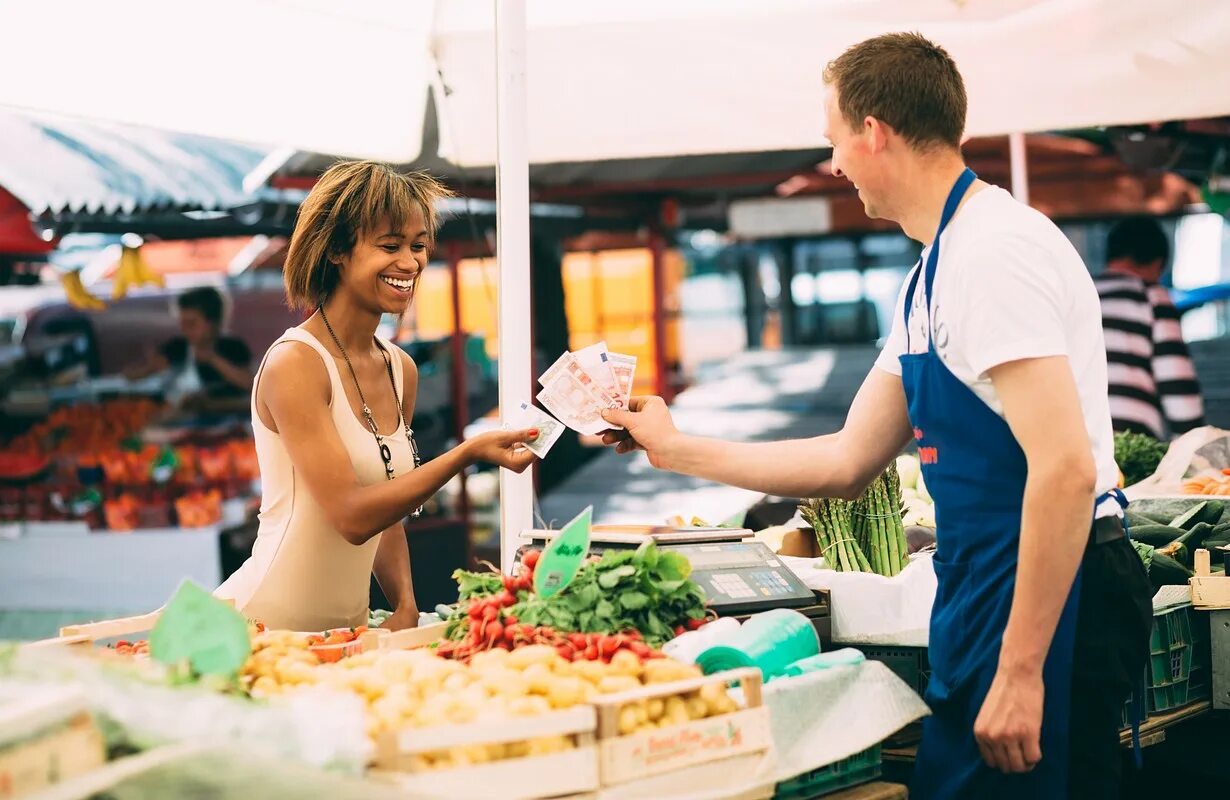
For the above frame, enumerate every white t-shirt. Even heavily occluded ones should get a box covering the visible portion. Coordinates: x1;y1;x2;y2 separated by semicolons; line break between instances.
874;185;1121;517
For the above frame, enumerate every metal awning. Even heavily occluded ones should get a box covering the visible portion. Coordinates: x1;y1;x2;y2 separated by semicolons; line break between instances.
0;106;270;219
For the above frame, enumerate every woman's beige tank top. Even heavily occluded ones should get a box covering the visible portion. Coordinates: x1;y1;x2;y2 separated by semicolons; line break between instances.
215;327;414;631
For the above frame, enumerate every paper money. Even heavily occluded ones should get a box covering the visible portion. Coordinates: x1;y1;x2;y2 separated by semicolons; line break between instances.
504;401;565;458
536;383;611;436
606;352;637;405
534;346;639;436
572;341;622;407
540;352;623;414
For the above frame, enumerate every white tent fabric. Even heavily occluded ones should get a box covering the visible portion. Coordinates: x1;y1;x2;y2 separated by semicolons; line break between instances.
433;0;1230;165
1;0;1227;165
0;0;435;163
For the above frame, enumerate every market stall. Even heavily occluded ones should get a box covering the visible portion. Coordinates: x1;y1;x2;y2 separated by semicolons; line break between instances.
4;533;928;800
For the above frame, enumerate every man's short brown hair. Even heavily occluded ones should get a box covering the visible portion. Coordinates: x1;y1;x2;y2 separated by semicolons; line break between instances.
283;161;453;311
823;32;966;150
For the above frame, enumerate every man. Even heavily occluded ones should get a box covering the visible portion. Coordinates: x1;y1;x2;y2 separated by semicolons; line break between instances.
1095;216;1204;439
127;286;253;411
602;33;1151;799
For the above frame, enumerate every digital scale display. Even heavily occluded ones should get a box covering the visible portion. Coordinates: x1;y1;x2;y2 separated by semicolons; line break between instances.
664;541;816;615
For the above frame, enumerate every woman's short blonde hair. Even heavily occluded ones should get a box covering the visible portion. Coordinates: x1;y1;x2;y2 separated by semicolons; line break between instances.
283;160;453;311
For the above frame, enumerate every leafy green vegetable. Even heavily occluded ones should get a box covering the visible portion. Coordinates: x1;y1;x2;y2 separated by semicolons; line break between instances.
462;541;712;646
453;569;504;600
1114;431;1168;487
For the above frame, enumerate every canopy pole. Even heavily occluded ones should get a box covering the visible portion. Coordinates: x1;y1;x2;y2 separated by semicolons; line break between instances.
495;0;533;572
1009;132;1030;205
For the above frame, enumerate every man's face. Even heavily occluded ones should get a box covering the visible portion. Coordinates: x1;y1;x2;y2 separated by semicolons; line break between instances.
824;89;885;219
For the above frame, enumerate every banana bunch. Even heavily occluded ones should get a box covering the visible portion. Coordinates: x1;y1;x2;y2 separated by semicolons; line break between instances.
60;270;106;310
112;244;163;299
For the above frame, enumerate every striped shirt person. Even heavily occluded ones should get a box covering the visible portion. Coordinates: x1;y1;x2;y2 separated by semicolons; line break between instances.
1095;217;1204;439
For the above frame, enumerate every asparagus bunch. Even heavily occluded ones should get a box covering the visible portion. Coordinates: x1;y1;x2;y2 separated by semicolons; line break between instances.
800;465;911;577
854;466;910;577
799;497;871;572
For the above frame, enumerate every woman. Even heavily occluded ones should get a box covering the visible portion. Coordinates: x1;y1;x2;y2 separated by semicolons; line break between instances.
216;161;537;632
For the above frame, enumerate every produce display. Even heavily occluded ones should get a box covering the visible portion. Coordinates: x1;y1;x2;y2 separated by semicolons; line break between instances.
237;625;732;767
1126;499;1228;585
1;399;162;460
1184;470;1230;496
1113;430;1169;487
800;465;911;576
443;541;710;655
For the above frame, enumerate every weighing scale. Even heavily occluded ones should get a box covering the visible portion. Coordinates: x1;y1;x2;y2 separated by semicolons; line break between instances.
521;525;820;617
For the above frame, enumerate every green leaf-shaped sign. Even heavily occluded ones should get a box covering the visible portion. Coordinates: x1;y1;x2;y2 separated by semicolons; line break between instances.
150;580;251;677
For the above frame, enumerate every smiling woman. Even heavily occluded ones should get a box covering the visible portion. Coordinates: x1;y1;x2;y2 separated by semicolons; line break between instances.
214;161;540;633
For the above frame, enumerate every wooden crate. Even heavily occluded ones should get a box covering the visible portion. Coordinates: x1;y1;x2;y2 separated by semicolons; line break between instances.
359;621;447;652
0;712;105;798
19;609;166;651
591;667;773;786
1192;549;1230;609
371;705;599;799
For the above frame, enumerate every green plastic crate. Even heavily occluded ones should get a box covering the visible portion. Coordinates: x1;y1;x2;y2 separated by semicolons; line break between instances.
857;646;930;696
1141;605;1200;714
774;745;882;800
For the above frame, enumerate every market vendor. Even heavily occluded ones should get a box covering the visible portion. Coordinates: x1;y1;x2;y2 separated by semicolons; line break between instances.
215;161;537;632
601;33;1151;800
125;286;253;412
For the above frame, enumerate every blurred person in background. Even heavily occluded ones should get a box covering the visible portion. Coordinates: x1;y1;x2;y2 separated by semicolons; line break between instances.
126;286;253;412
1094;217;1204;439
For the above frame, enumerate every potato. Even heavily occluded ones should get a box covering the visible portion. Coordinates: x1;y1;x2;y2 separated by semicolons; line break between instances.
647;697;665;721
686;695;708;720
507;644;559;671
664;696;691;727
618;705;639;735
522;663;554;695
608;650;643;677
547;677;586;709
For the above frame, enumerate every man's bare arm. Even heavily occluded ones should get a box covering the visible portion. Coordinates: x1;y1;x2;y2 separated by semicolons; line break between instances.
602;367;914;499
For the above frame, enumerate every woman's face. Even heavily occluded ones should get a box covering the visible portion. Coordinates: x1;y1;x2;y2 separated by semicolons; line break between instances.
333;208;429;315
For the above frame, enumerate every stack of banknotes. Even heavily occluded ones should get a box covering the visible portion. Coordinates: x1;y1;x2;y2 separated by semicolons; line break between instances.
504;342;636;458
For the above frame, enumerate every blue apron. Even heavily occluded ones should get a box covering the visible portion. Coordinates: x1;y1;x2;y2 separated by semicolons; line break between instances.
903;168;1082;799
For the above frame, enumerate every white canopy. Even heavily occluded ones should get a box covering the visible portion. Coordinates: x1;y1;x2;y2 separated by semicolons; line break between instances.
2;0;1228;165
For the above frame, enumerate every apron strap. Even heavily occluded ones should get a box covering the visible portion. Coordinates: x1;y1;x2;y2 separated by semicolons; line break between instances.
902;167;978;351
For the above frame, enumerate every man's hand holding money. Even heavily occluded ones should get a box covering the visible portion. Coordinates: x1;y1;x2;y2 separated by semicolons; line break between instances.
600;397;682;470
